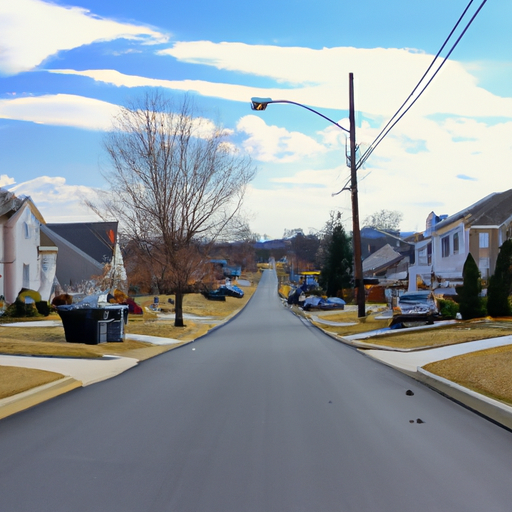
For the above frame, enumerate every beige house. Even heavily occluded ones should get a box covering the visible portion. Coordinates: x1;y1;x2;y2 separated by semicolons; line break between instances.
408;189;512;293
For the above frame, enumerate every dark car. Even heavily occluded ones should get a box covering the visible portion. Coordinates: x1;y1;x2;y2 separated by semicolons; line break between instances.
219;285;244;298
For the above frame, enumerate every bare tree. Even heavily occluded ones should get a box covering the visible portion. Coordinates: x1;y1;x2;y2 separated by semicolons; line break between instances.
94;92;255;326
363;209;403;232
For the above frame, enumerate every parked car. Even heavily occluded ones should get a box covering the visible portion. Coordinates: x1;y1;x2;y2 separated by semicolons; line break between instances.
219;285;244;298
396;291;438;315
390;291;439;328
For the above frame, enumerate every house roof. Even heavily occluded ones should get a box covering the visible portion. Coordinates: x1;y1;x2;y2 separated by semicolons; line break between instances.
362;244;404;274
46;222;118;264
361;226;401;240
0;189;45;223
435;189;512;231
0;189;16;216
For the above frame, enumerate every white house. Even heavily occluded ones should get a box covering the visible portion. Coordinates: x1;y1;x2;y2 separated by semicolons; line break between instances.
0;189;58;304
408;189;512;293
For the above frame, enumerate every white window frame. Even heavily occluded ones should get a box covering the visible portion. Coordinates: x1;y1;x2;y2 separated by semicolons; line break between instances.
479;232;489;248
441;236;450;258
453;232;459;254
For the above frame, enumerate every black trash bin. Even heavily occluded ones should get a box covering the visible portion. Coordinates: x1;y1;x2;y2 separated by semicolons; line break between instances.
57;305;128;344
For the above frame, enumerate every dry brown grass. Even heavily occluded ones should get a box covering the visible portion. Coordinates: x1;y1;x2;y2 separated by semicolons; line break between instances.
311;312;512;349
424;344;512;405
0;366;63;400
357;319;512;349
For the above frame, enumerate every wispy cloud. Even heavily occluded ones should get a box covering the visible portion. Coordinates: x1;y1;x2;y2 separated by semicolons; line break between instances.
0;0;168;75
7;176;102;223
0;94;119;130
51;42;512;123
159;41;512;118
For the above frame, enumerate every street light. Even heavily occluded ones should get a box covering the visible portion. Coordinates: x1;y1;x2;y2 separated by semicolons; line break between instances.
250;73;366;317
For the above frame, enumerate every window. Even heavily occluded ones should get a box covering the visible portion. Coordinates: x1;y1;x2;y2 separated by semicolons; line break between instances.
479;232;489;248
23;264;30;288
479;257;490;280
453;232;459;254
479;257;490;269
24;222;30;239
441;236;450;257
418;242;433;266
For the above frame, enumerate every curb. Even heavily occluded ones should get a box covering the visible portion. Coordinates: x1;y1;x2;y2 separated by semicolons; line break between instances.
0;377;82;420
416;368;512;431
302;309;512;430
0;283;260;420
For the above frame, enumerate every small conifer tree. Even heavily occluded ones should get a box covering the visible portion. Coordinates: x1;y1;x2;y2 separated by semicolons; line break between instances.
487;239;512;317
457;253;484;320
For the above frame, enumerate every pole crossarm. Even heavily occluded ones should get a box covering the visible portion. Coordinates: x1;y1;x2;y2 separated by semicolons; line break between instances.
250;98;350;134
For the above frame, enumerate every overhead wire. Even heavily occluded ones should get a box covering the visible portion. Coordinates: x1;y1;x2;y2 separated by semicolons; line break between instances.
356;0;488;170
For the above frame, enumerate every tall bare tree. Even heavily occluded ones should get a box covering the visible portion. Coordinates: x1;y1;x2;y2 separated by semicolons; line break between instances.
363;209;403;232
95;92;255;326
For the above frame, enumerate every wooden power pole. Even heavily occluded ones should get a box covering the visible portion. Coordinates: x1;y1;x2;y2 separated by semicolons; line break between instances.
349;72;366;318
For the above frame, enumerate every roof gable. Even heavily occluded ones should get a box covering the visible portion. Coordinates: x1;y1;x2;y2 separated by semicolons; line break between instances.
363;244;404;273
46;222;118;264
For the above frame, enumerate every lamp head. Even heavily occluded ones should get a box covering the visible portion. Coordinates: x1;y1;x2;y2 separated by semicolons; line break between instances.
251;97;273;111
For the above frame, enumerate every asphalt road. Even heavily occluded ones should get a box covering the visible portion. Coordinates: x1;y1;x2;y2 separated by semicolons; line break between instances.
1;270;512;511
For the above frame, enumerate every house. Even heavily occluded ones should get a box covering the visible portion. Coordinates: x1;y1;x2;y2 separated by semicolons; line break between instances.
408;189;512;294
362;244;407;281
0;189;58;304
361;226;414;261
43;222;126;292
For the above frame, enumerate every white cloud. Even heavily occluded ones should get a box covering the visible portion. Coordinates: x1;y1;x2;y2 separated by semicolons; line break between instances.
243;175;352;239
49;68;297;104
237;115;327;163
8;176;102;223
0;94;120;130
0;0;168;75
0;174;15;187
5;35;512;238
160;42;512;118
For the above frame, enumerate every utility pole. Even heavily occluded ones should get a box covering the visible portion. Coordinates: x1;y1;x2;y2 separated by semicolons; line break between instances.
349;72;365;318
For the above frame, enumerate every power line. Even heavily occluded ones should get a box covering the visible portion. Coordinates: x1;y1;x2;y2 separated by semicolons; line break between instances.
356;0;488;170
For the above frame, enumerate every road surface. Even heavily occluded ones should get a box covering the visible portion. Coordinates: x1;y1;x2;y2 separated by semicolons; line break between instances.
1;269;512;511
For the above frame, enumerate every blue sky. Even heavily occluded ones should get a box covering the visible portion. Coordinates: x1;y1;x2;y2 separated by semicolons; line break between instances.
1;0;511;238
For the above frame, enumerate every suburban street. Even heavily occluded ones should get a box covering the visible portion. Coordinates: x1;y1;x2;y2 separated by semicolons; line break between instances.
1;269;512;511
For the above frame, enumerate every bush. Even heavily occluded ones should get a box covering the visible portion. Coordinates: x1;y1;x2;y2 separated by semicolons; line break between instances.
457;253;486;319
438;298;459;319
35;301;50;316
487;239;512;317
5;299;40;318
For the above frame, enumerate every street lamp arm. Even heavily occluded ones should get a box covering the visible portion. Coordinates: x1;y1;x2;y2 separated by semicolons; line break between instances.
250;97;349;134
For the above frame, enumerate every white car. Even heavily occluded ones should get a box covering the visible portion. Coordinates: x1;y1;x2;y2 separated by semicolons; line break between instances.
396;291;438;315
